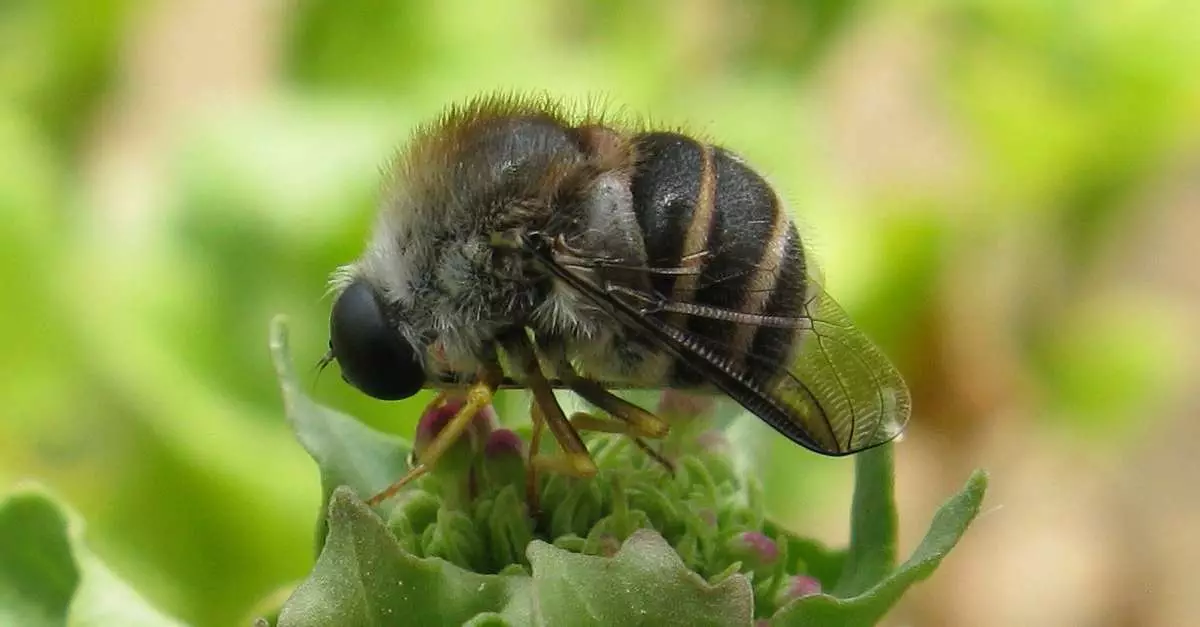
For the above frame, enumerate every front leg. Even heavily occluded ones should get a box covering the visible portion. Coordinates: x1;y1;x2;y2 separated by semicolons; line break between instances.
367;369;502;506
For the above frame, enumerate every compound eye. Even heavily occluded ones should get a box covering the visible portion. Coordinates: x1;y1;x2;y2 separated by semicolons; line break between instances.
329;280;425;400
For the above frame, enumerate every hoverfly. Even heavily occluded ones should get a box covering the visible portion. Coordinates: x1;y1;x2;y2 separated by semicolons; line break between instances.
324;94;910;504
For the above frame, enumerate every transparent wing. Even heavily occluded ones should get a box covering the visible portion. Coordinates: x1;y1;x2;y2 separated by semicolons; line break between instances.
750;279;910;453
595;274;910;454
521;231;909;455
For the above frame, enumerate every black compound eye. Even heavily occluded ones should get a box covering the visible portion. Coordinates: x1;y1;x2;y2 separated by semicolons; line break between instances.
329;280;425;400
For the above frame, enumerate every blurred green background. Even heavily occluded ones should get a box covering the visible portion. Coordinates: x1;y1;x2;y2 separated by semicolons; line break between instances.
3;0;1199;625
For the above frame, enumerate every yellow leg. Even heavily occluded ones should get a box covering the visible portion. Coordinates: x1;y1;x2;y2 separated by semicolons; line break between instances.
525;384;598;479
526;402;547;510
536;341;670;439
366;381;496;506
568;411;632;434
568;412;675;474
507;335;598;480
629;435;675;474
565;377;670;439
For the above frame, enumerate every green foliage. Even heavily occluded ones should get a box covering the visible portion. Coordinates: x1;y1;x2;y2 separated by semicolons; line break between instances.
834;446;898;597
526;531;754;627
271;316;411;550
3;0;1197;624
277;488;535;627
772;472;988;627
263;319;986;625
0;326;988;624
0;489;184;627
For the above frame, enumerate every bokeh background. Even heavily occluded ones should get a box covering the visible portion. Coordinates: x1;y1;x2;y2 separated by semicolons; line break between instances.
3;0;1199;625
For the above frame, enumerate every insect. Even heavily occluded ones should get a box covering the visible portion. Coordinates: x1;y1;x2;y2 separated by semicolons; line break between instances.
325;94;911;505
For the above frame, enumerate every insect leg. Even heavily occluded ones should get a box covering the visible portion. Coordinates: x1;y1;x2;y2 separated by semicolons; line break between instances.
532;338;671;439
564;375;671;439
530;339;673;472
568;411;635;434
526;402;547;509
366;374;500;506
504;333;599;480
568;412;675;473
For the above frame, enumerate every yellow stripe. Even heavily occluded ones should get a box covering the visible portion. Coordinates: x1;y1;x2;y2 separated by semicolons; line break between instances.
669;143;716;311
647;142;716;384
731;198;789;363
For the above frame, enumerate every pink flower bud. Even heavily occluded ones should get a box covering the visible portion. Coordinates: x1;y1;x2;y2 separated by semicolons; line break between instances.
775;574;822;607
480;429;527;493
724;531;779;577
414;394;495;454
484;429;524;459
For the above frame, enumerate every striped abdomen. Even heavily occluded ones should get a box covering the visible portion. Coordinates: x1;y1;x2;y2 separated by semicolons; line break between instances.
627;132;807;388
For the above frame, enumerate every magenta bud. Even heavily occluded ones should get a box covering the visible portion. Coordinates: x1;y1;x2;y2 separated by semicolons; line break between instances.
414;395;496;454
480;428;527;492
726;531;779;572
415;398;462;447
484;429;524;459
776;574;822;606
743;531;779;563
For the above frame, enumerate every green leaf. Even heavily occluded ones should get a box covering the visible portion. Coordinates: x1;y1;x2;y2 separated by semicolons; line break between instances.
0;491;78;627
269;316;412;550
280;489;757;627
527;529;754;627
277;487;532;627
771;471;989;627
834;444;898;597
0;489;186;627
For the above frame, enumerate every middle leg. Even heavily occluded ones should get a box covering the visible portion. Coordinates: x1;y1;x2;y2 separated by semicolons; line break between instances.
536;341;671;439
502;332;598;480
534;339;674;473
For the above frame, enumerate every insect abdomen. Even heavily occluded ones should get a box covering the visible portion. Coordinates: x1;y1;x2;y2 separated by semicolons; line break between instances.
628;132;806;387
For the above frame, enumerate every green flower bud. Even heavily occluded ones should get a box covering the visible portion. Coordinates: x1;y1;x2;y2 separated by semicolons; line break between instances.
481;486;533;569
423;506;486;572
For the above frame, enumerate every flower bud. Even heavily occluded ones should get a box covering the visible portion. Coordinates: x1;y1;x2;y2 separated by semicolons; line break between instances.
413;394;497;506
775;574;822;607
414;394;496;456
484;428;524;458
422;506;486;572
481;485;533;568
480;429;526;492
724;531;779;575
